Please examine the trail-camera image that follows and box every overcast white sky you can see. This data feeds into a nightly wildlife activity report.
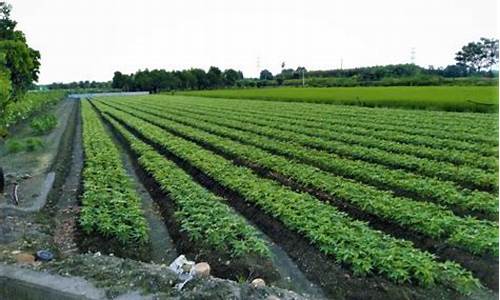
[8,0,498,84]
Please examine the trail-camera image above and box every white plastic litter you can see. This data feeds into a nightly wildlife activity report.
[168,255,195,290]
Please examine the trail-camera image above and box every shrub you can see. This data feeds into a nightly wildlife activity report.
[5,137,44,153]
[6,139,24,153]
[30,114,58,135]
[25,137,44,151]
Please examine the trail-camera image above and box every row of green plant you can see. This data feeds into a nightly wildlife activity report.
[227,124,496,192]
[116,98,496,193]
[179,86,499,113]
[30,113,57,135]
[162,98,497,157]
[150,101,496,171]
[102,101,498,257]
[80,101,149,245]
[165,95,497,147]
[195,102,496,156]
[171,93,497,136]
[108,100,497,218]
[122,96,497,158]
[100,107,271,259]
[134,95,496,162]
[95,100,481,294]
[174,108,496,192]
[0,90,66,137]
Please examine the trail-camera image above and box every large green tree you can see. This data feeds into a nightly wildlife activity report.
[455,37,499,72]
[206,66,223,88]
[222,68,242,86]
[0,2,40,99]
[259,69,273,80]
[0,2,40,98]
[0,40,40,95]
[112,71,129,90]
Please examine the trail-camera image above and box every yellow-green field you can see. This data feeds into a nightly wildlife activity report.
[179,86,499,112]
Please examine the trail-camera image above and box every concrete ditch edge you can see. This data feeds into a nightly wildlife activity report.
[0,263,106,300]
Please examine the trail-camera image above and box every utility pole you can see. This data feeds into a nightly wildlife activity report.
[410,48,416,65]
[340,58,343,70]
[302,68,305,87]
[256,56,261,78]
[280,61,285,85]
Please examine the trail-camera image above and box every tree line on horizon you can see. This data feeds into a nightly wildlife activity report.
[262,38,499,82]
[0,1,497,95]
[41,36,498,92]
[104,38,497,93]
[111,67,243,92]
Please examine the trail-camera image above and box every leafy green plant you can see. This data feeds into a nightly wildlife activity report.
[166,94,497,146]
[115,96,497,192]
[6,138,24,153]
[80,101,149,246]
[30,114,58,135]
[182,104,496,170]
[95,100,484,294]
[236,275,249,284]
[0,90,65,131]
[25,137,44,151]
[104,110,270,259]
[5,137,44,153]
[102,98,498,257]
[118,98,498,216]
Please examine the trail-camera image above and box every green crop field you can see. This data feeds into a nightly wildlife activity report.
[2,0,499,298]
[79,94,498,298]
[179,86,499,112]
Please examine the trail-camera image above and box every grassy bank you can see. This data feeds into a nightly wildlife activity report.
[179,86,499,112]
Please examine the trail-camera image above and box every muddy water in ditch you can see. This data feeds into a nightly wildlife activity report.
[119,144,178,264]
[257,231,327,299]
